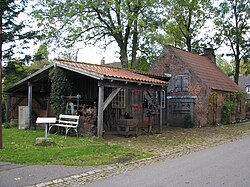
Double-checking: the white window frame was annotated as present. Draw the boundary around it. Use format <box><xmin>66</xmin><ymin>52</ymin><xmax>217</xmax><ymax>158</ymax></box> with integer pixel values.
<box><xmin>112</xmin><ymin>89</ymin><xmax>126</xmax><ymax>108</ymax></box>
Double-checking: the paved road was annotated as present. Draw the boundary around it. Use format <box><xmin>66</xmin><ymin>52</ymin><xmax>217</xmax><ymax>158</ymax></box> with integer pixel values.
<box><xmin>0</xmin><ymin>162</ymin><xmax>95</xmax><ymax>187</ymax></box>
<box><xmin>84</xmin><ymin>136</ymin><xmax>250</xmax><ymax>187</ymax></box>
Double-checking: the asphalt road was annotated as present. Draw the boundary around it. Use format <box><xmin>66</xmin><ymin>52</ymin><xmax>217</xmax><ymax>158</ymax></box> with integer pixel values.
<box><xmin>84</xmin><ymin>136</ymin><xmax>250</xmax><ymax>187</ymax></box>
<box><xmin>0</xmin><ymin>162</ymin><xmax>95</xmax><ymax>187</ymax></box>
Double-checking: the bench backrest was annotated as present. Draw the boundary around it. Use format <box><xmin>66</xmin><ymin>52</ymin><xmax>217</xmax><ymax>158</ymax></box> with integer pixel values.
<box><xmin>58</xmin><ymin>114</ymin><xmax>80</xmax><ymax>126</ymax></box>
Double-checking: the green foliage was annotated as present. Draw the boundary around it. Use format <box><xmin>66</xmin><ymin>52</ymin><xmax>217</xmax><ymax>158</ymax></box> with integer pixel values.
<box><xmin>162</xmin><ymin>0</ymin><xmax>212</xmax><ymax>51</ymax></box>
<box><xmin>32</xmin><ymin>0</ymin><xmax>162</xmax><ymax>68</ymax></box>
<box><xmin>0</xmin><ymin>128</ymin><xmax>149</xmax><ymax>165</ymax></box>
<box><xmin>28</xmin><ymin>44</ymin><xmax>51</xmax><ymax>74</ymax></box>
<box><xmin>129</xmin><ymin>56</ymin><xmax>151</xmax><ymax>71</ymax></box>
<box><xmin>221</xmin><ymin>92</ymin><xmax>245</xmax><ymax>124</ymax></box>
<box><xmin>184</xmin><ymin>114</ymin><xmax>192</xmax><ymax>128</ymax></box>
<box><xmin>216</xmin><ymin>54</ymin><xmax>234</xmax><ymax>76</ymax></box>
<box><xmin>3</xmin><ymin>60</ymin><xmax>30</xmax><ymax>90</ymax></box>
<box><xmin>1</xmin><ymin>0</ymin><xmax>37</xmax><ymax>61</ymax></box>
<box><xmin>49</xmin><ymin>67</ymin><xmax>72</xmax><ymax>117</ymax></box>
<box><xmin>214</xmin><ymin>0</ymin><xmax>250</xmax><ymax>84</ymax></box>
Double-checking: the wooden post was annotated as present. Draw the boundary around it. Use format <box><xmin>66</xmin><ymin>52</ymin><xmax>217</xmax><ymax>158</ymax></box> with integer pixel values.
<box><xmin>159</xmin><ymin>88</ymin><xmax>163</xmax><ymax>133</ymax></box>
<box><xmin>97</xmin><ymin>82</ymin><xmax>104</xmax><ymax>137</ymax></box>
<box><xmin>28</xmin><ymin>82</ymin><xmax>33</xmax><ymax>129</ymax></box>
<box><xmin>6</xmin><ymin>94</ymin><xmax>10</xmax><ymax>123</ymax></box>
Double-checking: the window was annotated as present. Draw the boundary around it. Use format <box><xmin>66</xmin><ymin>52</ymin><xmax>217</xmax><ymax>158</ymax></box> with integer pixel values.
<box><xmin>155</xmin><ymin>90</ymin><xmax>166</xmax><ymax>108</ymax></box>
<box><xmin>175</xmin><ymin>75</ymin><xmax>188</xmax><ymax>92</ymax></box>
<box><xmin>112</xmin><ymin>89</ymin><xmax>126</xmax><ymax>108</ymax></box>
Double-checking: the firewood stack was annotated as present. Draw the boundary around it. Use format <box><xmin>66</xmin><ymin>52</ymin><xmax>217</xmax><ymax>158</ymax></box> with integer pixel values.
<box><xmin>78</xmin><ymin>104</ymin><xmax>97</xmax><ymax>136</ymax></box>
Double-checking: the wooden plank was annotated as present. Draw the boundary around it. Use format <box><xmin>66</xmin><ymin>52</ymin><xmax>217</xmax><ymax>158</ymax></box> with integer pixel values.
<box><xmin>103</xmin><ymin>88</ymin><xmax>121</xmax><ymax>110</ymax></box>
<box><xmin>159</xmin><ymin>89</ymin><xmax>163</xmax><ymax>133</ymax></box>
<box><xmin>9</xmin><ymin>97</ymin><xmax>25</xmax><ymax>112</ymax></box>
<box><xmin>28</xmin><ymin>82</ymin><xmax>33</xmax><ymax>128</ymax></box>
<box><xmin>97</xmin><ymin>83</ymin><xmax>104</xmax><ymax>137</ymax></box>
<box><xmin>102</xmin><ymin>80</ymin><xmax>165</xmax><ymax>91</ymax></box>
<box><xmin>6</xmin><ymin>95</ymin><xmax>11</xmax><ymax>122</ymax></box>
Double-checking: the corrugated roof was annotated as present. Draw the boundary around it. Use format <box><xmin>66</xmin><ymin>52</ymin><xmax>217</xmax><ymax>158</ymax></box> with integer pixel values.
<box><xmin>55</xmin><ymin>59</ymin><xmax>167</xmax><ymax>85</ymax></box>
<box><xmin>170</xmin><ymin>46</ymin><xmax>242</xmax><ymax>92</ymax></box>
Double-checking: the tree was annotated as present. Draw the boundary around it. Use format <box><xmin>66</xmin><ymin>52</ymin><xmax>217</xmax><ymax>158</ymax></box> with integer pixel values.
<box><xmin>214</xmin><ymin>0</ymin><xmax>250</xmax><ymax>84</ymax></box>
<box><xmin>216</xmin><ymin>54</ymin><xmax>234</xmax><ymax>76</ymax></box>
<box><xmin>32</xmin><ymin>0</ymin><xmax>161</xmax><ymax>68</ymax></box>
<box><xmin>0</xmin><ymin>0</ymin><xmax>36</xmax><ymax>148</ymax></box>
<box><xmin>163</xmin><ymin>0</ymin><xmax>212</xmax><ymax>51</ymax></box>
<box><xmin>29</xmin><ymin>44</ymin><xmax>51</xmax><ymax>74</ymax></box>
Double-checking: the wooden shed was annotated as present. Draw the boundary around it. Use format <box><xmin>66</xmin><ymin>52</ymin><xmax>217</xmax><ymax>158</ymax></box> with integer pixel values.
<box><xmin>5</xmin><ymin>59</ymin><xmax>169</xmax><ymax>136</ymax></box>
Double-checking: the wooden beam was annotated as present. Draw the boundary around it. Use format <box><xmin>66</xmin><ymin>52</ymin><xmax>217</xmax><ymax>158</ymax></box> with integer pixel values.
<box><xmin>159</xmin><ymin>89</ymin><xmax>163</xmax><ymax>133</ymax></box>
<box><xmin>9</xmin><ymin>97</ymin><xmax>25</xmax><ymax>112</ymax></box>
<box><xmin>103</xmin><ymin>88</ymin><xmax>121</xmax><ymax>110</ymax></box>
<box><xmin>102</xmin><ymin>80</ymin><xmax>165</xmax><ymax>91</ymax></box>
<box><xmin>6</xmin><ymin>94</ymin><xmax>11</xmax><ymax>122</ymax></box>
<box><xmin>28</xmin><ymin>82</ymin><xmax>33</xmax><ymax>129</ymax></box>
<box><xmin>97</xmin><ymin>82</ymin><xmax>104</xmax><ymax>137</ymax></box>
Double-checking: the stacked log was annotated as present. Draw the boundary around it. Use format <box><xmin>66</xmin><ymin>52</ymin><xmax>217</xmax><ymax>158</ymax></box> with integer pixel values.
<box><xmin>78</xmin><ymin>104</ymin><xmax>97</xmax><ymax>136</ymax></box>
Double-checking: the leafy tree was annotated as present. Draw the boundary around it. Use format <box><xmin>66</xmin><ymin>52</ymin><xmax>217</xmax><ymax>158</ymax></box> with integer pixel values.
<box><xmin>3</xmin><ymin>59</ymin><xmax>30</xmax><ymax>90</ymax></box>
<box><xmin>32</xmin><ymin>0</ymin><xmax>161</xmax><ymax>69</ymax></box>
<box><xmin>214</xmin><ymin>0</ymin><xmax>250</xmax><ymax>84</ymax></box>
<box><xmin>240</xmin><ymin>58</ymin><xmax>250</xmax><ymax>75</ymax></box>
<box><xmin>0</xmin><ymin>0</ymin><xmax>36</xmax><ymax>149</ymax></box>
<box><xmin>163</xmin><ymin>0</ymin><xmax>212</xmax><ymax>51</ymax></box>
<box><xmin>29</xmin><ymin>44</ymin><xmax>51</xmax><ymax>74</ymax></box>
<box><xmin>216</xmin><ymin>54</ymin><xmax>234</xmax><ymax>76</ymax></box>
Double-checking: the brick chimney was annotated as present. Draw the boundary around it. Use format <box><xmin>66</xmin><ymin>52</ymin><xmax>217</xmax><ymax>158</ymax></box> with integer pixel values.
<box><xmin>100</xmin><ymin>57</ymin><xmax>105</xmax><ymax>65</ymax></box>
<box><xmin>203</xmin><ymin>48</ymin><xmax>216</xmax><ymax>64</ymax></box>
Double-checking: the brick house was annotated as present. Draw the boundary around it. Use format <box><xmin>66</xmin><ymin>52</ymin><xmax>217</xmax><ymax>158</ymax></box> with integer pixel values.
<box><xmin>151</xmin><ymin>45</ymin><xmax>246</xmax><ymax>127</ymax></box>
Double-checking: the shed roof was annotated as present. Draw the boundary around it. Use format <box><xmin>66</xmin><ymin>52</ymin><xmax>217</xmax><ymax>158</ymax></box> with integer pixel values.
<box><xmin>169</xmin><ymin>46</ymin><xmax>242</xmax><ymax>92</ymax></box>
<box><xmin>5</xmin><ymin>59</ymin><xmax>168</xmax><ymax>93</ymax></box>
<box><xmin>55</xmin><ymin>59</ymin><xmax>167</xmax><ymax>85</ymax></box>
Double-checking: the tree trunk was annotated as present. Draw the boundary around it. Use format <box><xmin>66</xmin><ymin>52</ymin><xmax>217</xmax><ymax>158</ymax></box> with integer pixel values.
<box><xmin>118</xmin><ymin>42</ymin><xmax>129</xmax><ymax>68</ymax></box>
<box><xmin>0</xmin><ymin>4</ymin><xmax>3</xmax><ymax>149</ymax></box>
<box><xmin>131</xmin><ymin>19</ymin><xmax>138</xmax><ymax>69</ymax></box>
<box><xmin>234</xmin><ymin>55</ymin><xmax>240</xmax><ymax>85</ymax></box>
<box><xmin>186</xmin><ymin>36</ymin><xmax>192</xmax><ymax>52</ymax></box>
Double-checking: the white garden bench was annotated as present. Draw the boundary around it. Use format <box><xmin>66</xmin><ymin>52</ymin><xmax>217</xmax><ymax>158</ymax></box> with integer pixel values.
<box><xmin>48</xmin><ymin>114</ymin><xmax>80</xmax><ymax>136</ymax></box>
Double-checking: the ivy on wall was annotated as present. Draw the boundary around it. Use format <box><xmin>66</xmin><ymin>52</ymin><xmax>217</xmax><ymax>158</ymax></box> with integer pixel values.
<box><xmin>49</xmin><ymin>67</ymin><xmax>72</xmax><ymax>117</ymax></box>
<box><xmin>221</xmin><ymin>92</ymin><xmax>245</xmax><ymax>124</ymax></box>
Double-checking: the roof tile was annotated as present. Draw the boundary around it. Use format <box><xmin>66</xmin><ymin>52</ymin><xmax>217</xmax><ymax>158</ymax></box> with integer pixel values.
<box><xmin>55</xmin><ymin>59</ymin><xmax>167</xmax><ymax>85</ymax></box>
<box><xmin>171</xmin><ymin>47</ymin><xmax>242</xmax><ymax>92</ymax></box>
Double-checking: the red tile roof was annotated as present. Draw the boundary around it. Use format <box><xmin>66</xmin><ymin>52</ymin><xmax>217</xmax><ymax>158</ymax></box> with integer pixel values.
<box><xmin>55</xmin><ymin>59</ymin><xmax>167</xmax><ymax>85</ymax></box>
<box><xmin>170</xmin><ymin>46</ymin><xmax>242</xmax><ymax>92</ymax></box>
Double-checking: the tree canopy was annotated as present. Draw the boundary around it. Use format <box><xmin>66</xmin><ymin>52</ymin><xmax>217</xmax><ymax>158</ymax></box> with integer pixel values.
<box><xmin>162</xmin><ymin>0</ymin><xmax>212</xmax><ymax>52</ymax></box>
<box><xmin>214</xmin><ymin>0</ymin><xmax>250</xmax><ymax>84</ymax></box>
<box><xmin>32</xmin><ymin>0</ymin><xmax>162</xmax><ymax>68</ymax></box>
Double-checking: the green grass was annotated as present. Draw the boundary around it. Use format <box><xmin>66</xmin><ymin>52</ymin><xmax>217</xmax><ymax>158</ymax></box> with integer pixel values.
<box><xmin>0</xmin><ymin>128</ymin><xmax>150</xmax><ymax>166</ymax></box>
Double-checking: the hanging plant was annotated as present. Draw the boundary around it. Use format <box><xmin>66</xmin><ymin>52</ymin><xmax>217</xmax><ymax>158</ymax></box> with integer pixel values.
<box><xmin>49</xmin><ymin>67</ymin><xmax>72</xmax><ymax>117</ymax></box>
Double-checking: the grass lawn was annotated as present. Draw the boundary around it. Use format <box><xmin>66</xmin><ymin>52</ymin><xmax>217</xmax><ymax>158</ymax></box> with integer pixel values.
<box><xmin>0</xmin><ymin>128</ymin><xmax>150</xmax><ymax>166</ymax></box>
<box><xmin>1</xmin><ymin>122</ymin><xmax>250</xmax><ymax>166</ymax></box>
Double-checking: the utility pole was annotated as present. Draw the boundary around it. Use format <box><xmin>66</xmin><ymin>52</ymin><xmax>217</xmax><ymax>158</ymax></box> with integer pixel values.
<box><xmin>0</xmin><ymin>1</ymin><xmax>3</xmax><ymax>149</ymax></box>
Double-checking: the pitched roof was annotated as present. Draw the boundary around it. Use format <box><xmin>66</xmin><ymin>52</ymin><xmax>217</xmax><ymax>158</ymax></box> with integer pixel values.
<box><xmin>169</xmin><ymin>46</ymin><xmax>242</xmax><ymax>92</ymax></box>
<box><xmin>54</xmin><ymin>59</ymin><xmax>167</xmax><ymax>85</ymax></box>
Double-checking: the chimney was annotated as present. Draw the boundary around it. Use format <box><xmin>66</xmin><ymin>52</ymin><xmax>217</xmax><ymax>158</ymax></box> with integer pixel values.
<box><xmin>203</xmin><ymin>48</ymin><xmax>216</xmax><ymax>64</ymax></box>
<box><xmin>100</xmin><ymin>57</ymin><xmax>105</xmax><ymax>65</ymax></box>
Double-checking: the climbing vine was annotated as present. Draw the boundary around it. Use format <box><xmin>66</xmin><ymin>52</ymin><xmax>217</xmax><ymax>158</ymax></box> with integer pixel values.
<box><xmin>221</xmin><ymin>92</ymin><xmax>245</xmax><ymax>124</ymax></box>
<box><xmin>49</xmin><ymin>67</ymin><xmax>72</xmax><ymax>117</ymax></box>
